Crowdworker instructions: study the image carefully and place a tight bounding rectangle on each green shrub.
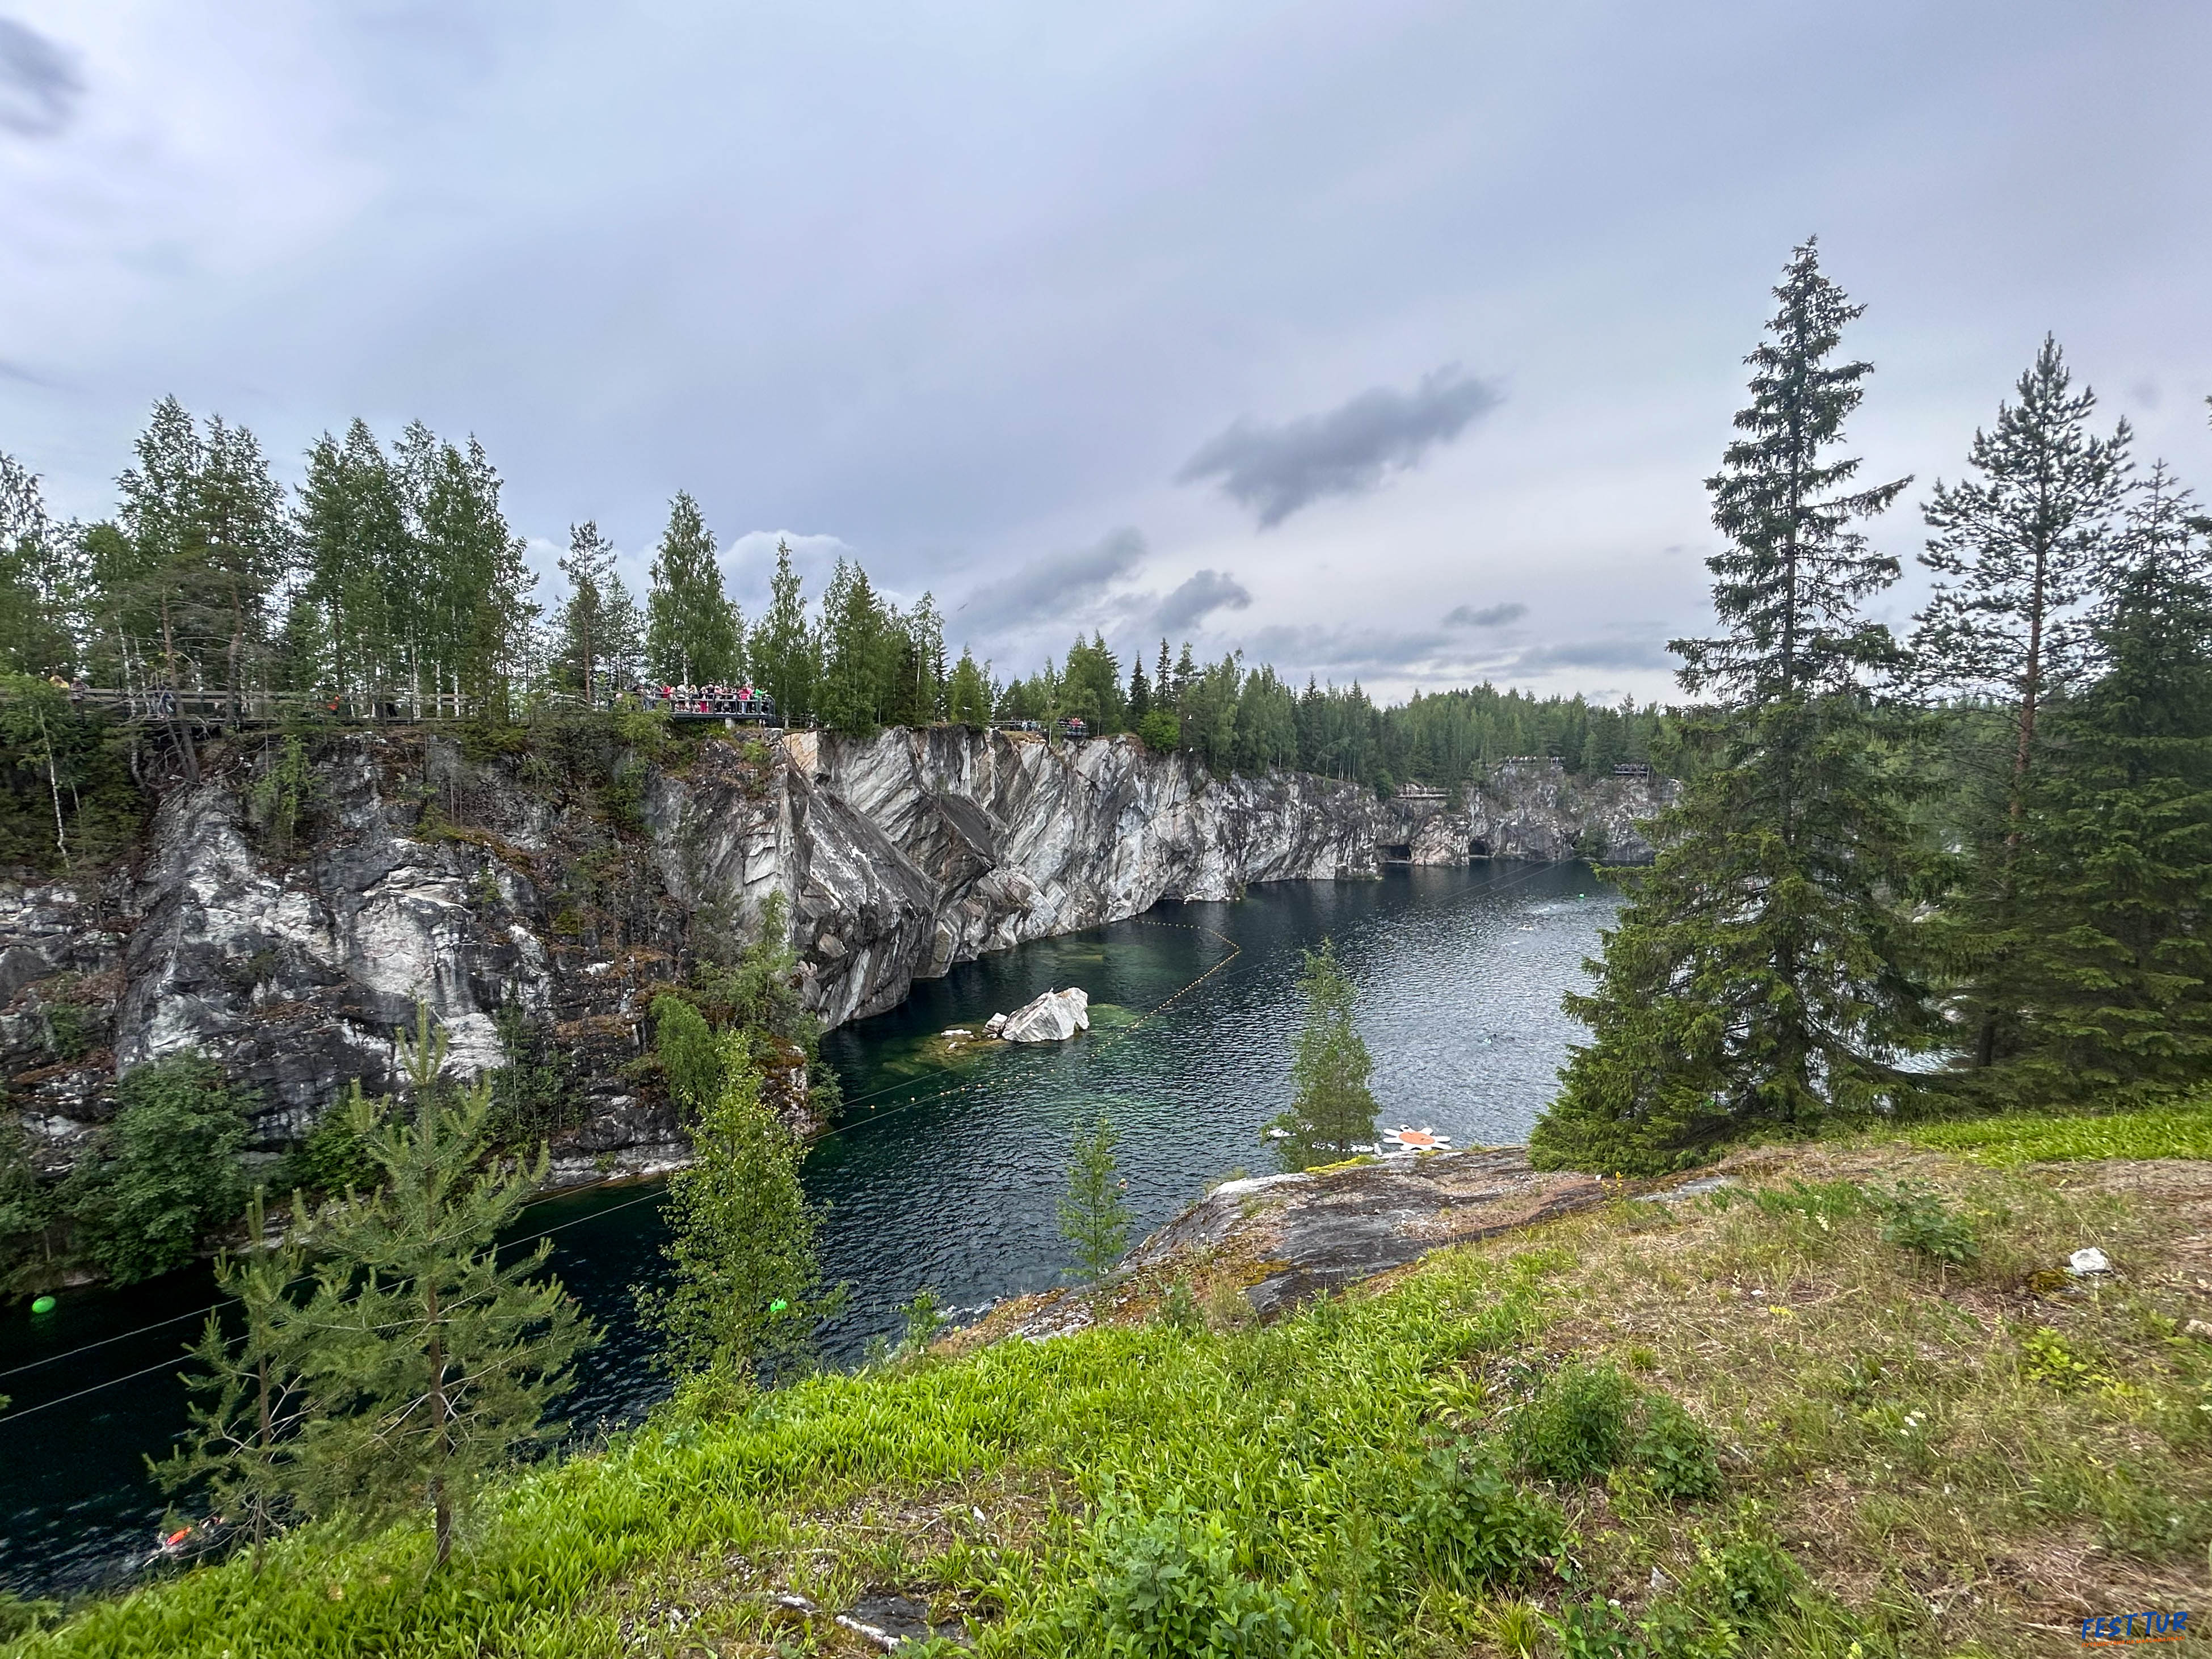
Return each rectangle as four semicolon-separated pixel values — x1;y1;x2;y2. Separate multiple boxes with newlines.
1158;1276;1205;1334
1509;1362;1637;1481
1135;708;1182;752
1072;1503;1317;1658
1404;1441;1564;1587
66;1051;251;1284
1700;1531;1804;1629
1879;1185;1979;1268
1544;1597;1642;1658
651;994;722;1118
1632;1394;1722;1501
486;1004;582;1149
281;1081;389;1197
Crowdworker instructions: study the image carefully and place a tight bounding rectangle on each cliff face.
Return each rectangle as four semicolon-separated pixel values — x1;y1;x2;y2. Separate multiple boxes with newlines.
1;727;1666;1174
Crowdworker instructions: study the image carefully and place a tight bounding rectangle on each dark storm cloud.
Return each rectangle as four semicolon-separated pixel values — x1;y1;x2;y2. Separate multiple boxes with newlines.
0;18;82;138
1176;365;1503;527
953;526;1147;635
1444;601;1526;629
1154;569;1252;634
1509;637;1673;672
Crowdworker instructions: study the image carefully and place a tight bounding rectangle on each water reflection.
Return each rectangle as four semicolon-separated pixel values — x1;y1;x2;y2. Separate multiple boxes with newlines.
0;861;1614;1596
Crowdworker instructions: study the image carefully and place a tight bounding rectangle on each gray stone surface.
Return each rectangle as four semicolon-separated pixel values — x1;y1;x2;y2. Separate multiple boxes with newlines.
3;727;1669;1177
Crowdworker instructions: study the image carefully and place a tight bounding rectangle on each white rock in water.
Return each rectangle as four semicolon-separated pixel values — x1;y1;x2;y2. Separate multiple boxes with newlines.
940;1028;973;1038
998;987;1090;1043
983;1012;1008;1035
2067;1247;2112;1277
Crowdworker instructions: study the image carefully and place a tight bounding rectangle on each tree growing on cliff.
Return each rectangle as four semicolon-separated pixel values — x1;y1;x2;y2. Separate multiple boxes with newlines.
1267;938;1378;1170
748;538;815;721
1059;1114;1133;1282
637;1031;832;1388
288;1006;597;1570
646;491;741;687
65;1051;252;1285
1533;239;1934;1176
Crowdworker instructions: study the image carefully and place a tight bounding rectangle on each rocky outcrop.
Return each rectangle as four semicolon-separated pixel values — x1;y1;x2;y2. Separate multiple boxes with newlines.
996;987;1090;1043
1123;1148;1610;1316
2;726;1667;1174
1394;760;1676;866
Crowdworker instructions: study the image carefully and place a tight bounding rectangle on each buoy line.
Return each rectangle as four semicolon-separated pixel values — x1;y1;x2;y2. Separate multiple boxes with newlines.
0;915;1244;1417
2;873;1589;1409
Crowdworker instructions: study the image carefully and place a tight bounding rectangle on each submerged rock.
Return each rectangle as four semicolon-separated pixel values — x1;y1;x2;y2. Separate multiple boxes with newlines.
997;986;1090;1043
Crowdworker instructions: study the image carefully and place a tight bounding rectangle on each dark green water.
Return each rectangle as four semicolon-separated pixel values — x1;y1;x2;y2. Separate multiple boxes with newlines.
0;860;1614;1597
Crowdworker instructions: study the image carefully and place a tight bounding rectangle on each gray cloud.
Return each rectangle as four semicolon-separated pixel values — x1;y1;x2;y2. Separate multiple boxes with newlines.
0;18;82;137
1155;569;1252;634
1176;365;1503;527
1444;601;1526;629
953;526;1146;635
1509;637;1673;672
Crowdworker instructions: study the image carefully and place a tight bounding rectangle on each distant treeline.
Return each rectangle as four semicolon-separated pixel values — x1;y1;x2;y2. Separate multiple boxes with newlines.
0;403;1658;823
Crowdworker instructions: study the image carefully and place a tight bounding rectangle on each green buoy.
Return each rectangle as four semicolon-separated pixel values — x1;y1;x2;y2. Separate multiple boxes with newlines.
31;1295;56;1315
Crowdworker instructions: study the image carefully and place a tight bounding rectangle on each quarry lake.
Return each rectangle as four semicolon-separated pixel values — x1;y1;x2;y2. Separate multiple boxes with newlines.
0;860;1616;1598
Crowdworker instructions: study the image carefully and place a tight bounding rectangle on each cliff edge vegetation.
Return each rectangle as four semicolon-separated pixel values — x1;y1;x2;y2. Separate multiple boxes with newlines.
4;1101;2205;1658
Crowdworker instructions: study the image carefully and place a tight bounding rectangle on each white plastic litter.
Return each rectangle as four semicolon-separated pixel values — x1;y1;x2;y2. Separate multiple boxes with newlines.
2067;1247;2112;1277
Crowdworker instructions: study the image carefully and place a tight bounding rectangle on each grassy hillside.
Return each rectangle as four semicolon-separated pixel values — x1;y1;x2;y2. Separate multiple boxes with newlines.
7;1112;2209;1657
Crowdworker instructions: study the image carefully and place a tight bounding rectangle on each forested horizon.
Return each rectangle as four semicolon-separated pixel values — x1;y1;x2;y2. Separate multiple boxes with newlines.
0;398;1662;819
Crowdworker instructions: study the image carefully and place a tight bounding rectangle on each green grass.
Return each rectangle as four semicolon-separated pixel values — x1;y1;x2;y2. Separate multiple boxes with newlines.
8;1140;2209;1658
1899;1100;2212;1165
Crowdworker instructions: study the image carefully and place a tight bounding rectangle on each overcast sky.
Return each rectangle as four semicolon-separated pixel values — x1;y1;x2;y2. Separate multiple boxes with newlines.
4;2;2209;704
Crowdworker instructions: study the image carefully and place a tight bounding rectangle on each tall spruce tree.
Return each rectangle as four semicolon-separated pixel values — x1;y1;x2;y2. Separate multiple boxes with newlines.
646;492;739;685
599;572;647;694
555;521;617;700
1987;464;2212;1099
289;1008;596;1569
1532;240;1929;1174
749;537;815;721
814;557;893;735
1265;937;1379;1170
947;647;994;727
1908;337;2131;1068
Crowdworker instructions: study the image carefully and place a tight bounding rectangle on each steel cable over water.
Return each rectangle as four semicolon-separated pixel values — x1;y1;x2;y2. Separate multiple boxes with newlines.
0;916;1248;1420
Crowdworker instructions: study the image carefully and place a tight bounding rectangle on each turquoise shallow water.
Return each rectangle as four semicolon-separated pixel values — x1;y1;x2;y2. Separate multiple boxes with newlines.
0;860;1616;1597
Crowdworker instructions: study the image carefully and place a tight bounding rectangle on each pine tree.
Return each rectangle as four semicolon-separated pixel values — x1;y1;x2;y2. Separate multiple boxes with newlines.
1990;464;2212;1099
1155;639;1174;711
1128;656;1152;723
555;521;617;701
636;1033;830;1382
1058;1114;1132;1281
646;492;740;686
1266;938;1378;1169
1532;239;1930;1174
599;574;646;694
748;538;814;721
289;1007;596;1569
152;1188;310;1567
1909;337;2131;1068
